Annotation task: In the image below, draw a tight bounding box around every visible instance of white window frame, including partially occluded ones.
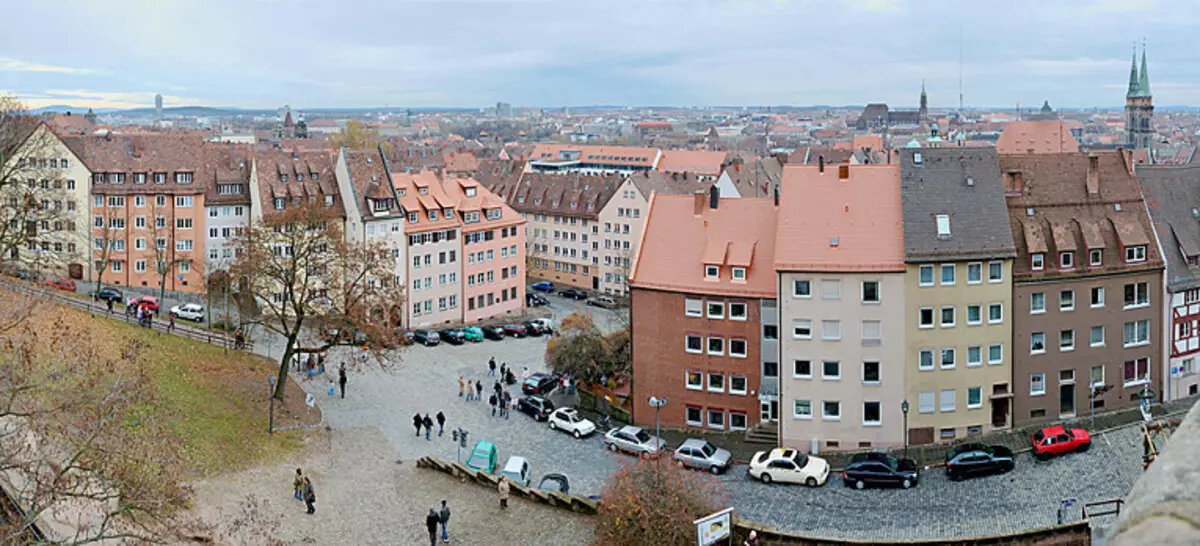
[862,401,882,426]
[1032,253,1045,270]
[685,298,702,317]
[988,261,1003,283]
[1090,326,1105,347]
[729,338,748,358]
[1125,245,1146,263]
[918,265,934,287]
[685,406,703,426]
[793,400,812,419]
[793,279,811,298]
[967,262,983,284]
[793,319,812,339]
[988,302,1003,324]
[861,280,880,303]
[1090,248,1103,266]
[967,345,982,367]
[685,371,703,391]
[1031,292,1046,314]
[1091,287,1105,308]
[1060,289,1075,311]
[988,344,1003,365]
[1031,332,1046,354]
[1031,373,1046,396]
[1060,251,1074,270]
[728,302,747,321]
[940,306,955,328]
[967,304,983,326]
[967,387,983,409]
[729,376,747,395]
[707,372,725,393]
[706,301,724,319]
[706,409,725,430]
[704,265,719,279]
[862,361,881,385]
[940,389,956,412]
[919,349,934,371]
[940,263,955,285]
[707,336,725,356]
[685,334,703,354]
[918,392,935,414]
[1060,329,1075,352]
[1124,319,1151,347]
[793,360,812,379]
[820,401,841,421]
[821,360,841,380]
[919,307,935,329]
[1125,282,1150,309]
[732,267,746,281]
[940,348,956,369]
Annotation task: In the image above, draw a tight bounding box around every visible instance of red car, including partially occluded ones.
[44,278,76,292]
[129,296,160,311]
[1032,425,1091,459]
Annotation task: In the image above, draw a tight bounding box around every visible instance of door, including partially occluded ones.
[1060,384,1075,416]
[991,399,1009,427]
[592,277,599,290]
[760,401,779,422]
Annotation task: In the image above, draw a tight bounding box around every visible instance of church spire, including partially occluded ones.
[1138,46,1151,97]
[1127,49,1140,98]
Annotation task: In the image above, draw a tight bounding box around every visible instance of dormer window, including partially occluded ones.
[705,265,719,279]
[534,198,541,205]
[297,174,304,181]
[1090,249,1103,266]
[373,199,393,212]
[419,187,428,196]
[732,267,746,281]
[935,214,950,238]
[153,173,166,184]
[134,173,146,184]
[325,195,334,207]
[487,209,501,220]
[1060,251,1074,269]
[1031,253,1045,271]
[175,172,193,185]
[444,208,453,217]
[281,174,288,182]
[397,188,406,197]
[274,198,285,210]
[429,210,438,221]
[1125,245,1146,263]
[465,187,477,197]
[913,152,923,165]
[312,172,318,180]
[408,212,419,224]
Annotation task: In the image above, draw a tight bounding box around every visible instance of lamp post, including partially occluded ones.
[901,400,910,459]
[648,396,668,449]
[267,375,277,434]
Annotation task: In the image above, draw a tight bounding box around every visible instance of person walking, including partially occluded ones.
[465,380,474,401]
[425,508,440,546]
[413,412,423,436]
[458,376,465,398]
[499,363,506,380]
[168,312,175,332]
[744,530,760,546]
[475,380,482,402]
[489,393,498,417]
[292,468,304,500]
[489,357,496,376]
[439,500,451,543]
[503,391,511,420]
[498,476,510,510]
[436,411,446,437]
[301,477,316,514]
[106,298,113,314]
[423,414,433,441]
[338,364,347,399]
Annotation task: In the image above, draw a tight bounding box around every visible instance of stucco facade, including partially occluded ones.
[525,212,595,289]
[461,216,524,323]
[595,177,646,296]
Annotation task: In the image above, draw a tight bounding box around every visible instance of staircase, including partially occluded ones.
[745,421,778,445]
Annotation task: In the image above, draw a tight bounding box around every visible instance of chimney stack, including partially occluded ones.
[1086,155,1100,197]
[838,164,850,180]
[818,155,825,173]
[709,185,719,210]
[693,191,705,216]
[773,183,780,207]
[131,135,144,158]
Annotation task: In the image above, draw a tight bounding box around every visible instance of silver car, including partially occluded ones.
[672,438,733,474]
[603,425,667,458]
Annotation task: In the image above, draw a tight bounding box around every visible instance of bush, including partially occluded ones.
[594,458,723,546]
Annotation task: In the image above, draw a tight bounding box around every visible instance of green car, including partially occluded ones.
[462,326,484,342]
[466,440,498,473]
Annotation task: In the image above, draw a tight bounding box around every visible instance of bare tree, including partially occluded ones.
[90,201,121,295]
[148,197,197,302]
[231,200,404,400]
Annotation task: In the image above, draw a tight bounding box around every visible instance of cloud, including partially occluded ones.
[0,57,95,75]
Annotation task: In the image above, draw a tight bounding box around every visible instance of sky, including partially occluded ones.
[3,0,1200,110]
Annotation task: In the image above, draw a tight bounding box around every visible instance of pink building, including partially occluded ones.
[441,177,526,323]
[393,171,463,327]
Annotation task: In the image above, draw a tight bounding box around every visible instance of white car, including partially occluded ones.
[547,408,596,438]
[748,448,830,486]
[531,317,554,333]
[169,303,205,322]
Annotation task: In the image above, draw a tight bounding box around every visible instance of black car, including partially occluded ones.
[537,473,570,494]
[527,293,549,307]
[559,288,588,300]
[522,373,557,395]
[944,443,1015,481]
[523,321,544,336]
[483,326,506,340]
[842,453,919,490]
[91,287,123,303]
[412,329,440,346]
[439,329,465,345]
[516,396,555,421]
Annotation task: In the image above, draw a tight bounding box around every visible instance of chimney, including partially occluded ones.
[228,141,234,170]
[838,164,850,180]
[693,191,705,216]
[709,185,719,210]
[1086,155,1100,197]
[773,183,780,207]
[818,155,825,173]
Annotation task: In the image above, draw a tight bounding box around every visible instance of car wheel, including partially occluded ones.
[1079,442,1091,452]
[760,473,772,484]
[805,477,817,487]
[1036,452,1050,462]
[549,421,557,430]
[855,480,865,490]
[607,443,617,452]
[638,451,649,460]
[572,430,581,439]
[902,479,912,489]
[676,459,686,468]
[709,465,721,475]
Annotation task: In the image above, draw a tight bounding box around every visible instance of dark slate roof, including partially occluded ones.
[1136,165,1200,291]
[899,148,1016,261]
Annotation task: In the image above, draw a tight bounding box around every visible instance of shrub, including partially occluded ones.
[594,458,723,546]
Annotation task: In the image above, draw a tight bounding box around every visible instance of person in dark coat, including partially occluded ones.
[499,363,506,380]
[413,412,423,436]
[301,477,316,514]
[338,364,347,398]
[436,411,446,436]
[423,414,433,440]
[489,393,498,416]
[475,380,482,402]
[489,357,496,376]
[439,500,451,542]
[425,508,440,546]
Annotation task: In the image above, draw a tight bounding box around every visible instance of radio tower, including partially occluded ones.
[958,25,964,115]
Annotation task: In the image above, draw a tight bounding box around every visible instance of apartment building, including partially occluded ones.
[72,134,211,293]
[656,150,727,182]
[250,150,341,224]
[1003,151,1164,425]
[899,148,1017,444]
[3,123,92,280]
[630,190,777,432]
[334,147,407,298]
[1135,165,1200,400]
[526,144,660,175]
[392,171,462,327]
[777,163,906,452]
[203,143,251,275]
[441,176,526,322]
[595,176,645,295]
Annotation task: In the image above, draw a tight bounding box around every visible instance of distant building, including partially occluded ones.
[496,102,512,117]
[155,94,163,118]
[995,121,1080,154]
[854,84,928,131]
[1126,47,1155,149]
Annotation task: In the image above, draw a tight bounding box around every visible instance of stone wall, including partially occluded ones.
[415,456,598,515]
[733,521,1092,546]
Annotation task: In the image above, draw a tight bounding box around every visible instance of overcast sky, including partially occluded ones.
[2,0,1198,110]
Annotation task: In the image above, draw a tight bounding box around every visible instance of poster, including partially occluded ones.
[694,507,733,546]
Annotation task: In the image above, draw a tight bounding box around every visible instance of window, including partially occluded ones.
[1060,251,1074,269]
[730,376,747,395]
[821,401,841,420]
[729,339,747,358]
[1091,326,1105,347]
[1060,290,1075,311]
[988,261,1003,282]
[732,267,746,281]
[134,238,145,250]
[685,298,702,317]
[135,217,146,229]
[707,337,724,356]
[821,320,841,340]
[134,260,146,273]
[941,348,956,369]
[919,349,934,370]
[919,307,934,328]
[940,306,955,328]
[707,373,724,392]
[863,402,881,425]
[1124,358,1150,386]
[793,319,812,339]
[1031,332,1046,353]
[862,361,880,384]
[1031,373,1046,395]
[861,320,881,345]
[940,264,955,285]
[861,281,880,303]
[686,406,702,426]
[707,410,724,430]
[1090,248,1103,266]
[706,301,724,319]
[175,196,193,207]
[967,346,982,367]
[1032,253,1045,270]
[1031,292,1046,313]
[1091,287,1105,307]
[175,218,192,229]
[919,392,935,414]
[940,389,956,412]
[704,265,719,279]
[686,371,702,390]
[794,400,812,419]
[1125,245,1146,263]
[793,279,811,297]
[967,262,982,284]
[935,214,951,237]
[988,303,1003,323]
[730,412,747,431]
[110,260,123,272]
[179,260,191,273]
[1091,365,1105,387]
[1124,282,1150,308]
[820,279,841,300]
[919,265,934,286]
[685,334,702,353]
[1124,320,1150,347]
[763,325,778,340]
[967,387,983,409]
[1060,329,1075,351]
[967,305,982,325]
[729,302,747,321]
[793,360,812,378]
[822,360,840,380]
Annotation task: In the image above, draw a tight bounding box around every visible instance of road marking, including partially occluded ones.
[1103,432,1111,446]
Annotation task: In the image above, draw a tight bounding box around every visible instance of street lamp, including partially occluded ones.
[648,396,668,448]
[900,400,910,459]
[267,375,277,434]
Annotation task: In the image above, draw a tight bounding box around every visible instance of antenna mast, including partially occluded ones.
[958,25,964,114]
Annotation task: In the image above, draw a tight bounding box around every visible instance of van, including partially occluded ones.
[499,456,531,486]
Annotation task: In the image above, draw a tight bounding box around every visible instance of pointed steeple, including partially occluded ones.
[1137,47,1151,97]
[921,79,927,99]
[1127,50,1140,98]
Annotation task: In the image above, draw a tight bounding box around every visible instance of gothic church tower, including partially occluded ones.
[1126,47,1154,149]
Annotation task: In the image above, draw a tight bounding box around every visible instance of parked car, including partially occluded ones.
[1032,426,1091,460]
[130,296,159,311]
[547,407,596,439]
[522,373,557,395]
[523,321,545,336]
[531,281,555,292]
[169,303,205,322]
[499,456,531,487]
[15,269,37,281]
[439,328,466,345]
[462,326,484,342]
[673,439,733,474]
[603,426,667,458]
[559,288,588,300]
[501,324,527,338]
[401,330,417,345]
[91,287,123,303]
[537,473,570,494]
[587,296,619,309]
[483,326,506,340]
[531,318,554,333]
[465,440,497,473]
[516,395,555,421]
[748,448,830,486]
[842,452,919,489]
[945,443,1015,481]
[526,293,549,307]
[412,329,440,346]
[44,278,76,292]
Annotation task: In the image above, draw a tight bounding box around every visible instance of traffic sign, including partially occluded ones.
[1061,498,1077,509]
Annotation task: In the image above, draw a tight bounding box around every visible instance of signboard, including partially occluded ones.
[305,393,316,408]
[1061,498,1077,509]
[694,507,733,546]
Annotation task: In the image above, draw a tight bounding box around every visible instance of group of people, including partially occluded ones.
[292,468,316,515]
[128,301,155,328]
[424,501,452,545]
[413,411,447,440]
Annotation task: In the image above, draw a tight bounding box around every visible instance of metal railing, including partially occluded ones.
[1083,498,1124,519]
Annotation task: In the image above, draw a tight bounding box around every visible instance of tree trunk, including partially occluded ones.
[275,342,293,401]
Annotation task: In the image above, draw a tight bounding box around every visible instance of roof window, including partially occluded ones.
[935,214,951,238]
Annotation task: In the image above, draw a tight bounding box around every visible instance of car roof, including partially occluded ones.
[529,372,550,379]
[503,456,529,471]
[1041,425,1067,435]
[618,426,642,435]
[473,440,495,450]
[556,407,578,415]
[523,395,547,402]
[681,438,710,449]
[949,443,988,456]
[849,452,891,463]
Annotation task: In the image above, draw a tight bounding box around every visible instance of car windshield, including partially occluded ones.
[1033,431,1045,442]
[634,430,652,443]
[884,455,899,470]
[792,453,809,467]
[566,413,580,423]
[699,442,716,457]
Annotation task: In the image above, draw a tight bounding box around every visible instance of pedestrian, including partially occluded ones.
[292,468,304,500]
[493,380,501,397]
[475,380,482,402]
[136,306,144,326]
[168,312,175,332]
[106,298,113,314]
[436,411,446,437]
[458,376,465,398]
[744,530,760,546]
[338,364,347,399]
[489,393,497,416]
[499,362,506,379]
[413,412,423,436]
[465,380,474,401]
[503,391,511,420]
[489,357,496,376]
[439,500,451,543]
[301,477,316,514]
[498,476,510,510]
[425,508,440,546]
[423,414,433,441]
